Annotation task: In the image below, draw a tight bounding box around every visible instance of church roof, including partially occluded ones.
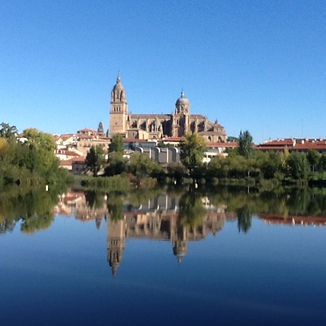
[175,91,190,106]
[189,114,206,119]
[130,114,171,119]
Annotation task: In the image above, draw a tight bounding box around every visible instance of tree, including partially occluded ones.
[287,152,310,180]
[260,152,280,179]
[0,126,71,188]
[307,149,320,172]
[23,128,56,151]
[128,152,161,179]
[167,162,188,183]
[0,138,10,159]
[320,154,326,172]
[179,132,207,177]
[0,123,17,140]
[105,152,127,176]
[19,128,59,177]
[238,130,253,158]
[85,145,105,176]
[109,134,124,156]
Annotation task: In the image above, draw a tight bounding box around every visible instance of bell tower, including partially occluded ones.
[109,75,128,136]
[172,91,191,137]
[107,218,125,277]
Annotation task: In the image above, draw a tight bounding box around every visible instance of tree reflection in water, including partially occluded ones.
[107,192,124,222]
[3,186,326,236]
[0,185,61,234]
[85,190,105,210]
[236,204,252,233]
[178,190,206,229]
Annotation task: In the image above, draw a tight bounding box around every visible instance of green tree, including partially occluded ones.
[0,125,71,189]
[85,145,105,176]
[128,152,161,179]
[0,123,18,140]
[105,152,127,176]
[307,149,320,172]
[167,162,188,183]
[259,152,283,180]
[22,128,58,172]
[179,132,207,177]
[23,128,56,152]
[238,130,253,158]
[287,152,310,180]
[207,155,223,179]
[320,154,326,172]
[109,134,124,156]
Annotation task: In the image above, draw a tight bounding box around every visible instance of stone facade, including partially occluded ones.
[135,146,180,165]
[109,76,227,142]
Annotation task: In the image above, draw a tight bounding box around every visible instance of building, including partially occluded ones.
[256,138,326,154]
[54,127,111,174]
[109,75,227,142]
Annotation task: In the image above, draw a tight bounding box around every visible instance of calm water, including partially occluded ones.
[1,188,326,326]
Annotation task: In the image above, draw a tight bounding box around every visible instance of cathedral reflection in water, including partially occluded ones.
[54,191,230,276]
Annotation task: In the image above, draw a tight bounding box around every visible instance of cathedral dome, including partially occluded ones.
[176,91,189,106]
[111,75,126,102]
[175,91,190,114]
[113,75,124,91]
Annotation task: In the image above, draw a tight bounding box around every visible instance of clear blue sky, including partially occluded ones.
[1,0,326,143]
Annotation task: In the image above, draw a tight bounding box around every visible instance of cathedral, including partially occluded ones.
[109,76,227,142]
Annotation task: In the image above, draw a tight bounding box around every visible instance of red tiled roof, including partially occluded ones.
[257,138,326,151]
[61,135,74,141]
[77,134,95,139]
[260,139,294,146]
[78,128,97,133]
[60,159,74,166]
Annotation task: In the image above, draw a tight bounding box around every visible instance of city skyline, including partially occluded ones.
[1,1,326,143]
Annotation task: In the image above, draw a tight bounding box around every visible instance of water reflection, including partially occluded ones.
[0,186,60,234]
[2,187,326,325]
[53,189,228,275]
[106,190,227,275]
[2,186,326,274]
[51,187,326,276]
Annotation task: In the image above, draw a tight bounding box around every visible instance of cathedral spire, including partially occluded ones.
[109,75,128,136]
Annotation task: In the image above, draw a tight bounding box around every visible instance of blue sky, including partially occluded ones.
[1,0,326,143]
